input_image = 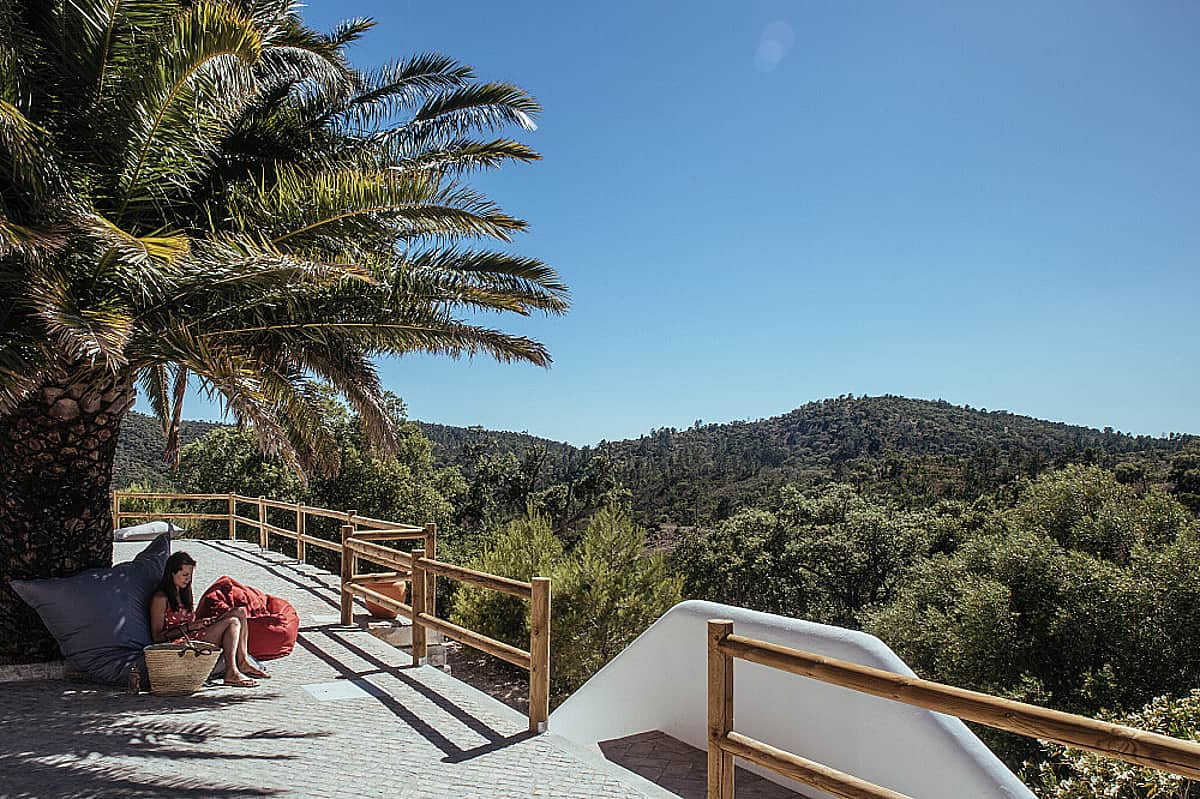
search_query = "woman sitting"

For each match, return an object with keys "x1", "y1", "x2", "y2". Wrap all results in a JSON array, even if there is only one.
[{"x1": 149, "y1": 551, "x2": 270, "y2": 687}]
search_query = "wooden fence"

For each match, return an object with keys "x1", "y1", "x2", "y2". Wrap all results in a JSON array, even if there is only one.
[
  {"x1": 341, "y1": 527, "x2": 551, "y2": 732},
  {"x1": 706, "y1": 619, "x2": 1200, "y2": 799},
  {"x1": 111, "y1": 492, "x2": 550, "y2": 732}
]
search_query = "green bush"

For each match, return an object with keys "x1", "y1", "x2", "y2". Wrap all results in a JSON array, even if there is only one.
[
  {"x1": 1029, "y1": 690, "x2": 1200, "y2": 798},
  {"x1": 552, "y1": 506, "x2": 682, "y2": 694},
  {"x1": 449, "y1": 512, "x2": 563, "y2": 648},
  {"x1": 450, "y1": 506, "x2": 682, "y2": 699}
]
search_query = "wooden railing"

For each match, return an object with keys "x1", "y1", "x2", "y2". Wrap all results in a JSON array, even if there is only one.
[
  {"x1": 112, "y1": 491, "x2": 427, "y2": 558},
  {"x1": 706, "y1": 620, "x2": 1200, "y2": 799},
  {"x1": 111, "y1": 492, "x2": 550, "y2": 732},
  {"x1": 341, "y1": 529, "x2": 551, "y2": 732}
]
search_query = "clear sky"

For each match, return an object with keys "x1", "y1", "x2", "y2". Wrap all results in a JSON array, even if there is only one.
[{"x1": 155, "y1": 1, "x2": 1200, "y2": 445}]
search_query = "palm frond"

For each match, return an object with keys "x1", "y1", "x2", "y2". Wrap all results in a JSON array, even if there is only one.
[
  {"x1": 411, "y1": 82, "x2": 540, "y2": 134},
  {"x1": 115, "y1": 1, "x2": 263, "y2": 221},
  {"x1": 1, "y1": 5, "x2": 564, "y2": 479},
  {"x1": 337, "y1": 54, "x2": 474, "y2": 131},
  {"x1": 389, "y1": 137, "x2": 539, "y2": 176}
]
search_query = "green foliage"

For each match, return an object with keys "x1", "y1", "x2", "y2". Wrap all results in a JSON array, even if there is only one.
[
  {"x1": 863, "y1": 466, "x2": 1200, "y2": 767},
  {"x1": 451, "y1": 506, "x2": 682, "y2": 698},
  {"x1": 172, "y1": 394, "x2": 464, "y2": 556},
  {"x1": 1029, "y1": 691, "x2": 1200, "y2": 798},
  {"x1": 113, "y1": 412, "x2": 222, "y2": 489},
  {"x1": 671, "y1": 483, "x2": 932, "y2": 627},
  {"x1": 177, "y1": 427, "x2": 304, "y2": 500},
  {"x1": 1169, "y1": 445, "x2": 1200, "y2": 514},
  {"x1": 597, "y1": 395, "x2": 1191, "y2": 527},
  {"x1": 306, "y1": 396, "x2": 463, "y2": 533},
  {"x1": 1, "y1": 0, "x2": 566, "y2": 476},
  {"x1": 553, "y1": 506, "x2": 682, "y2": 693},
  {"x1": 450, "y1": 436, "x2": 626, "y2": 550},
  {"x1": 449, "y1": 512, "x2": 563, "y2": 648}
]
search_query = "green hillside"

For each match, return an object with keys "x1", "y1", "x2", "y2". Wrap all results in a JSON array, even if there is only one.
[
  {"x1": 113, "y1": 412, "x2": 224, "y2": 488},
  {"x1": 115, "y1": 396, "x2": 1192, "y2": 525}
]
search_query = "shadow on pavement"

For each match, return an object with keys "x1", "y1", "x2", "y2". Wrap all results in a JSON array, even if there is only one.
[{"x1": 0, "y1": 683, "x2": 326, "y2": 798}]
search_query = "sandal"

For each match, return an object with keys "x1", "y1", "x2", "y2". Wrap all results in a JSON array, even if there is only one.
[
  {"x1": 224, "y1": 677, "x2": 259, "y2": 688},
  {"x1": 244, "y1": 667, "x2": 271, "y2": 679}
]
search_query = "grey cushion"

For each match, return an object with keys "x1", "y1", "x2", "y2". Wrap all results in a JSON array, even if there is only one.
[
  {"x1": 10, "y1": 534, "x2": 170, "y2": 684},
  {"x1": 113, "y1": 521, "x2": 185, "y2": 541}
]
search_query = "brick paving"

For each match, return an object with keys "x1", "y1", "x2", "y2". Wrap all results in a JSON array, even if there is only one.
[
  {"x1": 599, "y1": 731, "x2": 804, "y2": 799},
  {"x1": 0, "y1": 539, "x2": 666, "y2": 799}
]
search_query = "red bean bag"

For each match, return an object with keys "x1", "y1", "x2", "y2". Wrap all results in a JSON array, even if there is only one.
[{"x1": 195, "y1": 576, "x2": 299, "y2": 660}]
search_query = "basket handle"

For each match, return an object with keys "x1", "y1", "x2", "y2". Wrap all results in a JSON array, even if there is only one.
[{"x1": 176, "y1": 630, "x2": 207, "y2": 657}]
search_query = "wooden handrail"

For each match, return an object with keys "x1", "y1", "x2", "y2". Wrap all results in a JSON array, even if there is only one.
[
  {"x1": 720, "y1": 732, "x2": 912, "y2": 799},
  {"x1": 706, "y1": 621, "x2": 1200, "y2": 799},
  {"x1": 353, "y1": 515, "x2": 425, "y2": 532},
  {"x1": 351, "y1": 529, "x2": 426, "y2": 542},
  {"x1": 413, "y1": 611, "x2": 532, "y2": 670},
  {"x1": 719, "y1": 633, "x2": 1200, "y2": 781},
  {"x1": 419, "y1": 557, "x2": 532, "y2": 599},
  {"x1": 294, "y1": 505, "x2": 357, "y2": 521},
  {"x1": 116, "y1": 511, "x2": 230, "y2": 521},
  {"x1": 251, "y1": 520, "x2": 297, "y2": 539},
  {"x1": 347, "y1": 571, "x2": 409, "y2": 583},
  {"x1": 297, "y1": 533, "x2": 341, "y2": 552},
  {"x1": 115, "y1": 492, "x2": 230, "y2": 500},
  {"x1": 344, "y1": 537, "x2": 413, "y2": 571}
]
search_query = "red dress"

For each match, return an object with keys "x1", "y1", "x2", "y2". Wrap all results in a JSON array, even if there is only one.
[{"x1": 163, "y1": 605, "x2": 196, "y2": 644}]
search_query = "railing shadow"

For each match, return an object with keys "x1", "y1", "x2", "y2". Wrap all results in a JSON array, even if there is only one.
[{"x1": 295, "y1": 627, "x2": 533, "y2": 763}]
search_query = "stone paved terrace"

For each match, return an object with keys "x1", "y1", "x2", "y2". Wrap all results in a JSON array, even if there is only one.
[{"x1": 0, "y1": 539, "x2": 675, "y2": 799}]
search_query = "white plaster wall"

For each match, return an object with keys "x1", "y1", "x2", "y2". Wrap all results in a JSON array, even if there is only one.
[{"x1": 549, "y1": 600, "x2": 1035, "y2": 799}]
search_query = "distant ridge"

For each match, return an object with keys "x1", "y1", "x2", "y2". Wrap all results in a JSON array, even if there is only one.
[{"x1": 115, "y1": 395, "x2": 1192, "y2": 524}]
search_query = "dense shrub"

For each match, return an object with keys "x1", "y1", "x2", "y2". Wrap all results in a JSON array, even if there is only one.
[
  {"x1": 1029, "y1": 691, "x2": 1200, "y2": 798},
  {"x1": 451, "y1": 507, "x2": 682, "y2": 697}
]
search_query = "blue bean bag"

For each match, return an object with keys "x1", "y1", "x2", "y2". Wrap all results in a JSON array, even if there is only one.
[{"x1": 10, "y1": 534, "x2": 170, "y2": 684}]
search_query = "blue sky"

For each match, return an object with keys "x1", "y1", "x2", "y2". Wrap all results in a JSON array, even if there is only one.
[{"x1": 157, "y1": 1, "x2": 1200, "y2": 445}]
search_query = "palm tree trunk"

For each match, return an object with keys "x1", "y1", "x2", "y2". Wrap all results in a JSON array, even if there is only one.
[{"x1": 0, "y1": 372, "x2": 134, "y2": 662}]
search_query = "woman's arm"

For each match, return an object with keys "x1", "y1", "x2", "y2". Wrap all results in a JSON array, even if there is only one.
[{"x1": 149, "y1": 593, "x2": 168, "y2": 643}]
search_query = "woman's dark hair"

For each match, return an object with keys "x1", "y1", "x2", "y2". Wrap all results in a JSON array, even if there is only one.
[{"x1": 157, "y1": 551, "x2": 197, "y2": 612}]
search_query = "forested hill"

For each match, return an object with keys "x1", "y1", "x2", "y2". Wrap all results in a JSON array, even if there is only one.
[
  {"x1": 415, "y1": 395, "x2": 1191, "y2": 525},
  {"x1": 114, "y1": 412, "x2": 224, "y2": 488},
  {"x1": 416, "y1": 421, "x2": 577, "y2": 468},
  {"x1": 115, "y1": 396, "x2": 1192, "y2": 525},
  {"x1": 598, "y1": 395, "x2": 1191, "y2": 524}
]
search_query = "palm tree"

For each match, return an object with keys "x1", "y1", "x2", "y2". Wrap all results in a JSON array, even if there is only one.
[{"x1": 0, "y1": 0, "x2": 567, "y2": 661}]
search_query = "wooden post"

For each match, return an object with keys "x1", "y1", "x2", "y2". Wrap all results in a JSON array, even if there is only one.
[
  {"x1": 339, "y1": 524, "x2": 354, "y2": 626},
  {"x1": 708, "y1": 619, "x2": 735, "y2": 799},
  {"x1": 257, "y1": 496, "x2": 267, "y2": 549},
  {"x1": 110, "y1": 491, "x2": 120, "y2": 532},
  {"x1": 227, "y1": 493, "x2": 236, "y2": 540},
  {"x1": 411, "y1": 548, "x2": 427, "y2": 666},
  {"x1": 529, "y1": 576, "x2": 551, "y2": 733},
  {"x1": 424, "y1": 522, "x2": 437, "y2": 619},
  {"x1": 296, "y1": 502, "x2": 306, "y2": 563}
]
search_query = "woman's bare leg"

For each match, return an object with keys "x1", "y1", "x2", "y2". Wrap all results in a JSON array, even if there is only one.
[
  {"x1": 200, "y1": 617, "x2": 254, "y2": 685},
  {"x1": 230, "y1": 607, "x2": 268, "y2": 677}
]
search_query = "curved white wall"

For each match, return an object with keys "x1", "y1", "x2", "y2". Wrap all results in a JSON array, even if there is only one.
[{"x1": 550, "y1": 600, "x2": 1034, "y2": 799}]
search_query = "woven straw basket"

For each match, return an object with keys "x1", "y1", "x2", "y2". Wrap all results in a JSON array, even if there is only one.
[{"x1": 143, "y1": 640, "x2": 220, "y2": 696}]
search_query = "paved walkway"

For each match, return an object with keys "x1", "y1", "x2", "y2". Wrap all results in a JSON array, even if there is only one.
[{"x1": 0, "y1": 539, "x2": 664, "y2": 799}]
